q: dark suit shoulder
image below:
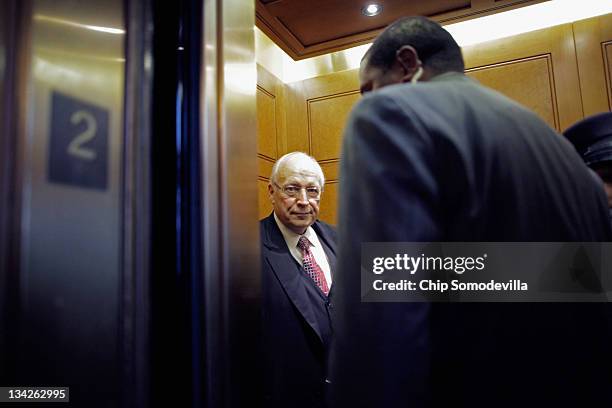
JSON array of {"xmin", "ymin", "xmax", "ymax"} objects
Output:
[
  {"xmin": 259, "ymin": 213, "xmax": 280, "ymax": 248},
  {"xmin": 259, "ymin": 214, "xmax": 269, "ymax": 234},
  {"xmin": 313, "ymin": 220, "xmax": 337, "ymax": 246},
  {"xmin": 259, "ymin": 213, "xmax": 273, "ymax": 231}
]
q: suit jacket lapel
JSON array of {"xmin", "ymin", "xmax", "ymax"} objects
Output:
[
  {"xmin": 313, "ymin": 222, "xmax": 337, "ymax": 297},
  {"xmin": 262, "ymin": 215, "xmax": 324, "ymax": 343}
]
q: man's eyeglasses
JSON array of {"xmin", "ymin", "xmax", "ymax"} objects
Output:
[{"xmin": 273, "ymin": 182, "xmax": 321, "ymax": 199}]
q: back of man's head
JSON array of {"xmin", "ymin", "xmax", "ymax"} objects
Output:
[{"xmin": 364, "ymin": 16, "xmax": 464, "ymax": 75}]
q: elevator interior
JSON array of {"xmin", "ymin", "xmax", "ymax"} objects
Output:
[{"xmin": 1, "ymin": 0, "xmax": 612, "ymax": 407}]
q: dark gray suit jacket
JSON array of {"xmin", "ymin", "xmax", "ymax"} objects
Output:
[
  {"xmin": 331, "ymin": 73, "xmax": 612, "ymax": 407},
  {"xmin": 260, "ymin": 213, "xmax": 337, "ymax": 408}
]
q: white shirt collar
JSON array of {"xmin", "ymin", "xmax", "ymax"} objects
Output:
[
  {"xmin": 272, "ymin": 212, "xmax": 332, "ymax": 287},
  {"xmin": 273, "ymin": 212, "xmax": 318, "ymax": 249}
]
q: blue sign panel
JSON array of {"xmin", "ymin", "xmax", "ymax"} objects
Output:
[{"xmin": 48, "ymin": 91, "xmax": 109, "ymax": 190}]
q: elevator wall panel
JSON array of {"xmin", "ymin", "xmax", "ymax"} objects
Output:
[
  {"xmin": 466, "ymin": 56, "xmax": 558, "ymax": 129},
  {"xmin": 257, "ymin": 87, "xmax": 278, "ymax": 159},
  {"xmin": 285, "ymin": 70, "xmax": 360, "ymax": 224},
  {"xmin": 257, "ymin": 65, "xmax": 285, "ymax": 219},
  {"xmin": 258, "ymin": 178, "xmax": 271, "ymax": 219},
  {"xmin": 309, "ymin": 91, "xmax": 360, "ymax": 161},
  {"xmin": 318, "ymin": 181, "xmax": 338, "ymax": 225},
  {"xmin": 574, "ymin": 14, "xmax": 612, "ymax": 116},
  {"xmin": 463, "ymin": 23, "xmax": 582, "ymax": 132}
]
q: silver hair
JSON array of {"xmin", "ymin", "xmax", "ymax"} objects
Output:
[{"xmin": 270, "ymin": 152, "xmax": 325, "ymax": 188}]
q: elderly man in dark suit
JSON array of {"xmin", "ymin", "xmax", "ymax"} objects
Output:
[
  {"xmin": 331, "ymin": 16, "xmax": 612, "ymax": 408},
  {"xmin": 260, "ymin": 151, "xmax": 336, "ymax": 408}
]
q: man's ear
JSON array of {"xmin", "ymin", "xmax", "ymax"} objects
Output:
[
  {"xmin": 395, "ymin": 45, "xmax": 422, "ymax": 83},
  {"xmin": 268, "ymin": 183, "xmax": 275, "ymax": 203}
]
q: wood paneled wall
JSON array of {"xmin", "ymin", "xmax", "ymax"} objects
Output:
[
  {"xmin": 257, "ymin": 14, "xmax": 612, "ymax": 224},
  {"xmin": 257, "ymin": 65, "xmax": 287, "ymax": 219},
  {"xmin": 284, "ymin": 70, "xmax": 360, "ymax": 225},
  {"xmin": 574, "ymin": 13, "xmax": 612, "ymax": 116},
  {"xmin": 463, "ymin": 24, "xmax": 583, "ymax": 131}
]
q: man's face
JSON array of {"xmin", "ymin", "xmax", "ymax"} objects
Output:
[
  {"xmin": 269, "ymin": 161, "xmax": 321, "ymax": 235},
  {"xmin": 359, "ymin": 61, "xmax": 404, "ymax": 95},
  {"xmin": 593, "ymin": 163, "xmax": 612, "ymax": 208}
]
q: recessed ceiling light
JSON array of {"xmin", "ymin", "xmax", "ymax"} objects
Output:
[{"xmin": 362, "ymin": 4, "xmax": 382, "ymax": 17}]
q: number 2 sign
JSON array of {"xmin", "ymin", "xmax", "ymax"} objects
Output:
[{"xmin": 48, "ymin": 91, "xmax": 109, "ymax": 190}]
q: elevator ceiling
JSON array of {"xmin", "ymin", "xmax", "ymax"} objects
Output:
[{"xmin": 255, "ymin": 0, "xmax": 549, "ymax": 60}]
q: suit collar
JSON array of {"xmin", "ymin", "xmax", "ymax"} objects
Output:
[
  {"xmin": 262, "ymin": 212, "xmax": 333, "ymax": 251},
  {"xmin": 262, "ymin": 213, "xmax": 288, "ymax": 250},
  {"xmin": 312, "ymin": 221, "xmax": 336, "ymax": 259},
  {"xmin": 318, "ymin": 233, "xmax": 336, "ymax": 297},
  {"xmin": 273, "ymin": 212, "xmax": 322, "ymax": 253},
  {"xmin": 429, "ymin": 71, "xmax": 472, "ymax": 84},
  {"xmin": 265, "ymin": 249, "xmax": 325, "ymax": 343},
  {"xmin": 261, "ymin": 213, "xmax": 332, "ymax": 342}
]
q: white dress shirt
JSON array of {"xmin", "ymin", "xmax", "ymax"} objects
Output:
[{"xmin": 274, "ymin": 212, "xmax": 333, "ymax": 288}]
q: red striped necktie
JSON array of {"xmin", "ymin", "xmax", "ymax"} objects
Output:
[{"xmin": 297, "ymin": 236, "xmax": 329, "ymax": 296}]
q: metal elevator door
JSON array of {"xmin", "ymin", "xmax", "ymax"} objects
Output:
[
  {"xmin": 0, "ymin": 0, "xmax": 261, "ymax": 407},
  {"xmin": 1, "ymin": 0, "xmax": 126, "ymax": 406}
]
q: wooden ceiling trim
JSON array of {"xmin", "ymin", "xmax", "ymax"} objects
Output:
[
  {"xmin": 293, "ymin": 32, "xmax": 380, "ymax": 60},
  {"xmin": 275, "ymin": 1, "xmax": 472, "ymax": 48},
  {"xmin": 255, "ymin": 6, "xmax": 306, "ymax": 57},
  {"xmin": 436, "ymin": 0, "xmax": 549, "ymax": 24},
  {"xmin": 256, "ymin": 0, "xmax": 552, "ymax": 60},
  {"xmin": 287, "ymin": 5, "xmax": 472, "ymax": 48}
]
